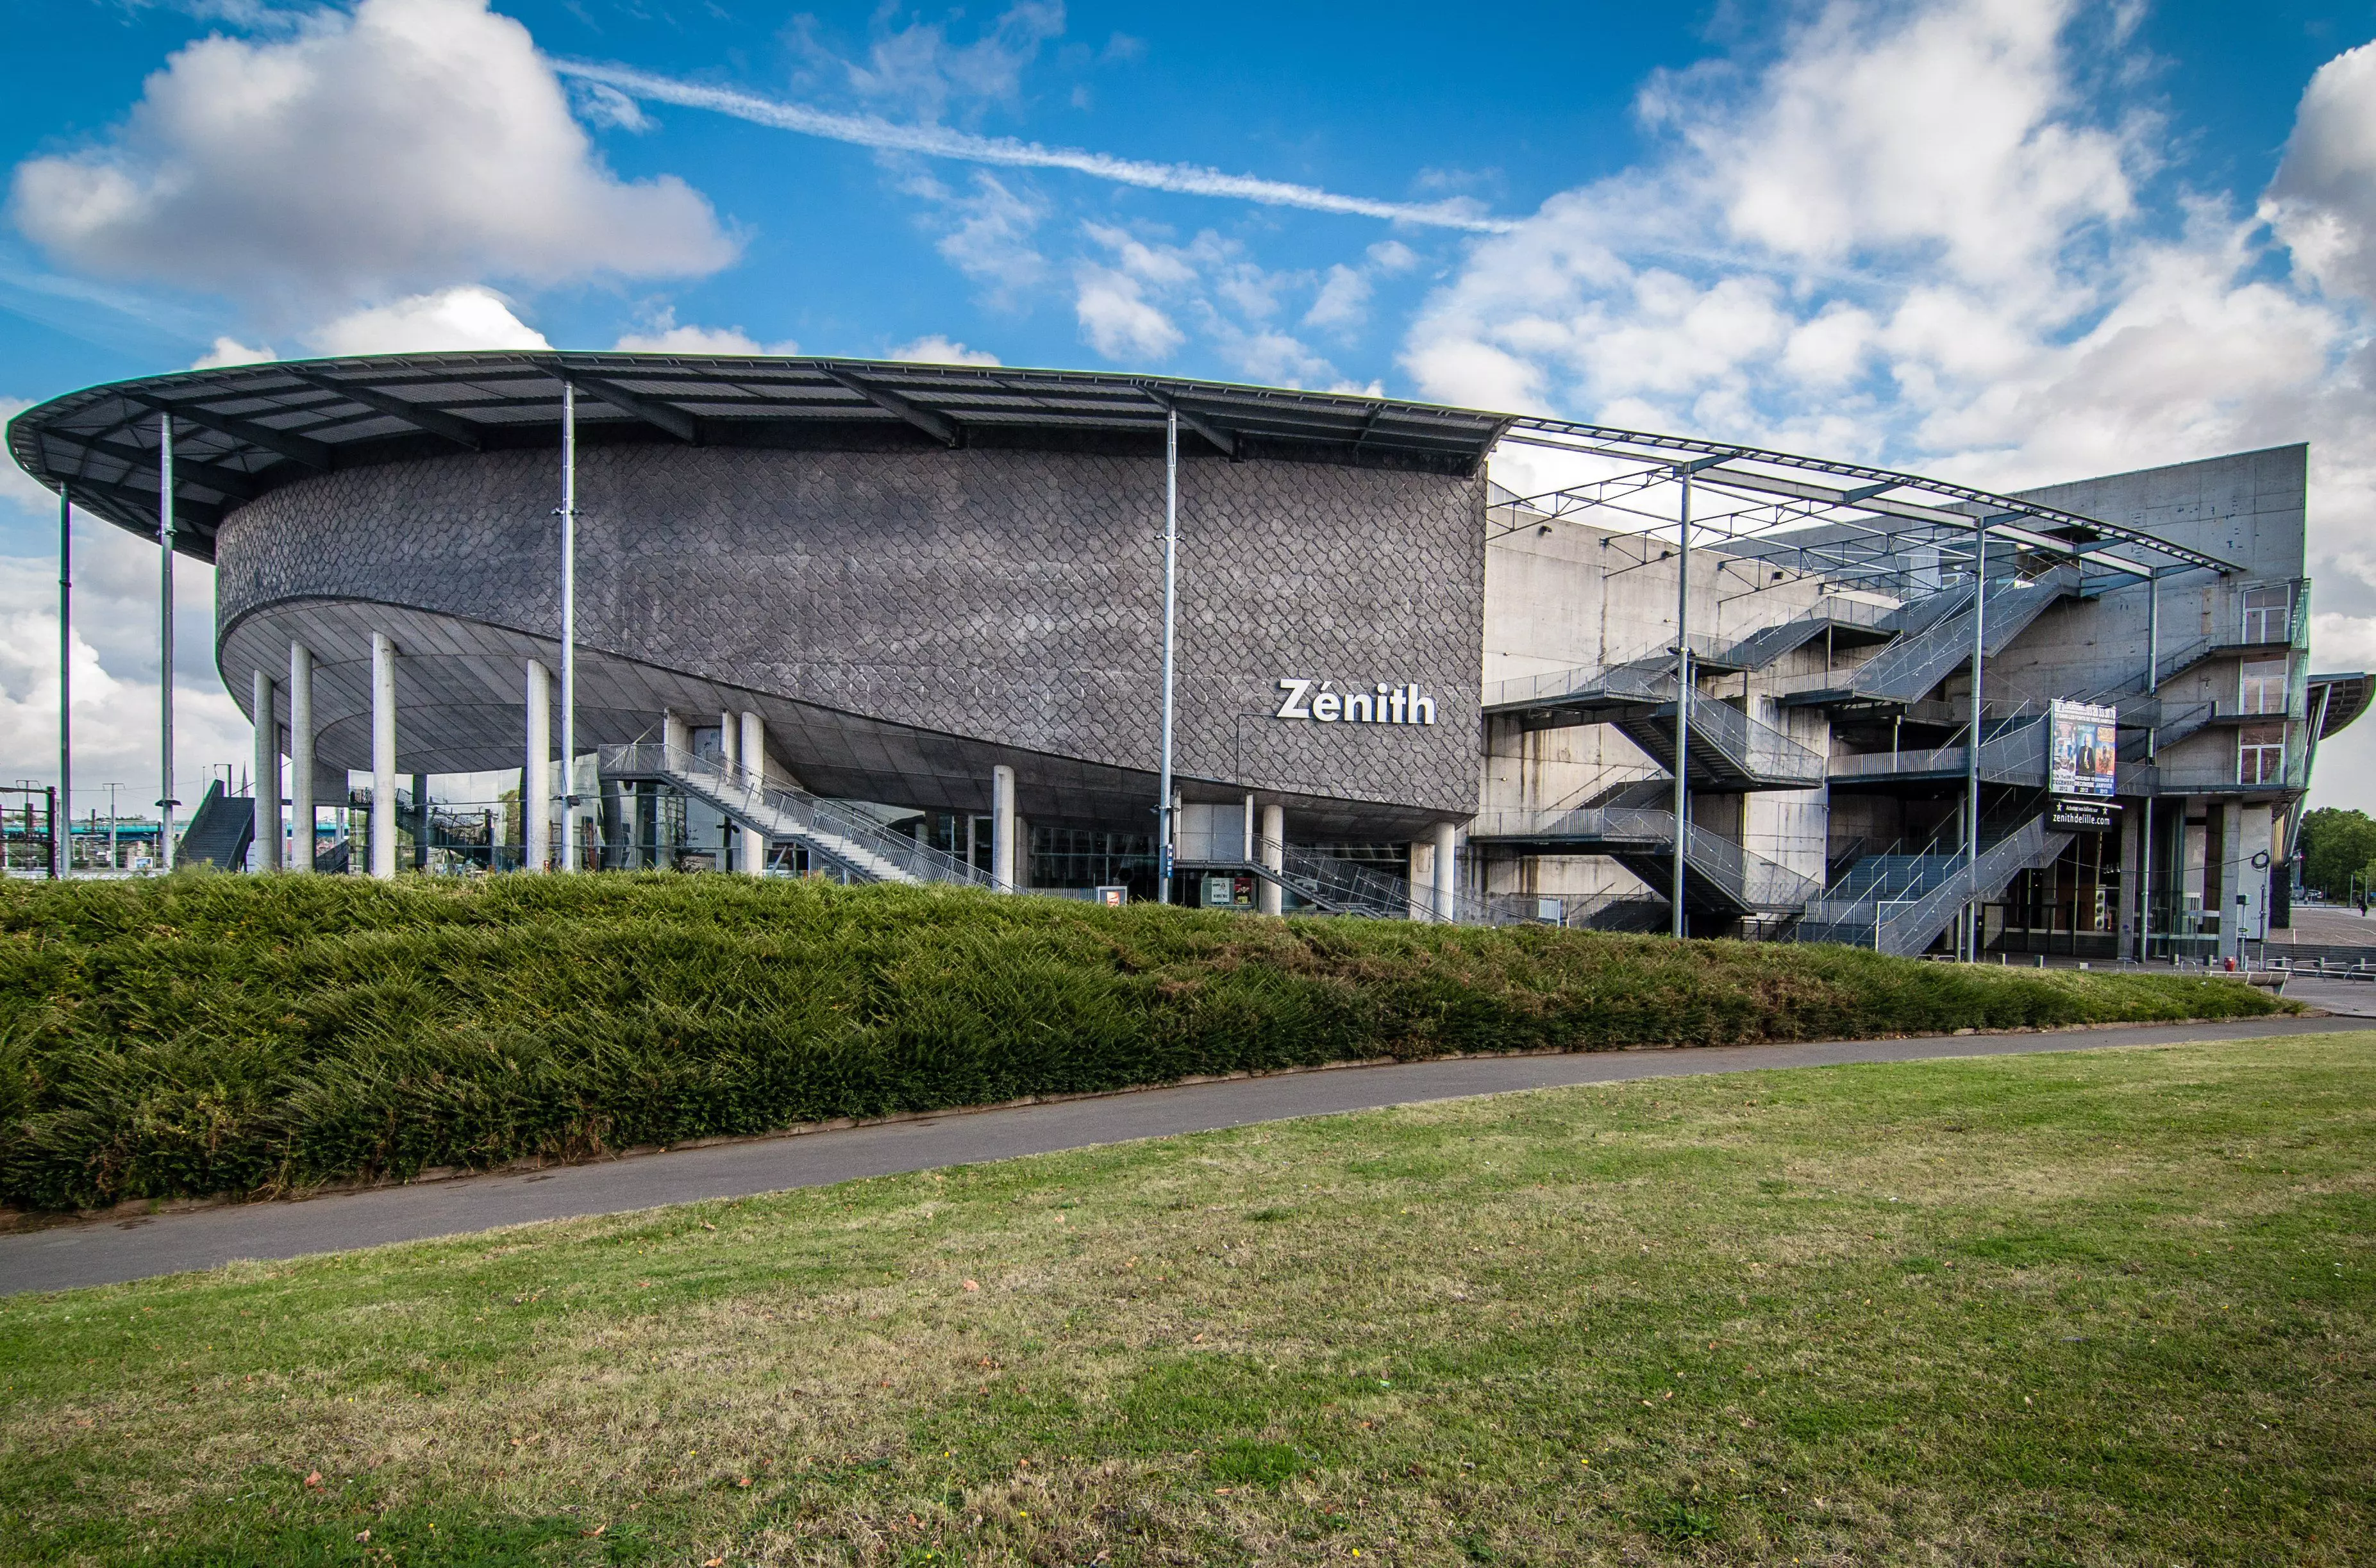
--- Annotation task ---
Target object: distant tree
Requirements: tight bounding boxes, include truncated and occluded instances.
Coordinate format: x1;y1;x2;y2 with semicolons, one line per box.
2298;807;2376;899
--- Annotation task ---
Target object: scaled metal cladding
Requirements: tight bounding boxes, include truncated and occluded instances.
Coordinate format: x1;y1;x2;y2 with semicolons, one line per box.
210;440;1487;830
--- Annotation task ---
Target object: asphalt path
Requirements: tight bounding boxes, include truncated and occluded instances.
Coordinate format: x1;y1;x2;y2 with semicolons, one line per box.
3;1013;2364;1297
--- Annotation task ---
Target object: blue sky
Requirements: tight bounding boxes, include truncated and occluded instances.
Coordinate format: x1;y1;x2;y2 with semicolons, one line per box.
9;0;2376;814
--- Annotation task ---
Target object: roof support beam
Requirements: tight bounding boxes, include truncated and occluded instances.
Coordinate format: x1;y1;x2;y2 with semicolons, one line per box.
1137;386;1237;459
71;435;261;501
565;373;701;443
123;392;333;471
282;371;486;451
71;472;226;543
817;365;961;447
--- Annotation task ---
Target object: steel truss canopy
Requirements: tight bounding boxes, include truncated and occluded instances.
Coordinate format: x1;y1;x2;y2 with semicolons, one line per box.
1498;416;2243;586
7;354;2236;583
6;351;1514;563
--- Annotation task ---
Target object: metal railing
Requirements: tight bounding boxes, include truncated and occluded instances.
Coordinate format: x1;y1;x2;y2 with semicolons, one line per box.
1468;805;1821;913
601;742;992;888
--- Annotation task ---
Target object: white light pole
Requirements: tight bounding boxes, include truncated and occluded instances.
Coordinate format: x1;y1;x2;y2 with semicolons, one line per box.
1672;465;1692;939
558;379;579;872
1156;405;1179;903
57;484;71;879
1964;518;1987;961
157;416;177;870
104;781;123;871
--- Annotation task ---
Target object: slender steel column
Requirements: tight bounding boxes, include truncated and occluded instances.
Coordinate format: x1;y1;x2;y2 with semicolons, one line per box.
739;710;766;874
370;632;397;880
524;660;553;871
1671;466;1691;938
2139;795;2154;962
251;667;280;871
57;486;71;878
1259;803;1284;916
157;418;176;869
1156;408;1180;904
992;763;1017;892
289;643;314;873
557;381;579;872
1965;521;1987;960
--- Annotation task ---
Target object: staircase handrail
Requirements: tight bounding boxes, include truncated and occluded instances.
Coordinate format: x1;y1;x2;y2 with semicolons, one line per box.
603;742;992;888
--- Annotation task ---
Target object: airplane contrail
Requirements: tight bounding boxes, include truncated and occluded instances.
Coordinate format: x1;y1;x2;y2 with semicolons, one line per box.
555;61;1518;235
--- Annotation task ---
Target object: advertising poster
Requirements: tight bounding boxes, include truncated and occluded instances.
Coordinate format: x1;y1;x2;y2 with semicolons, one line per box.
2050;699;2119;799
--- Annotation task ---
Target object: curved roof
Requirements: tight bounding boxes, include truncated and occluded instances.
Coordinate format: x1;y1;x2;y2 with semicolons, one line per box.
5;349;2244;580
2313;672;2373;740
4;351;1514;563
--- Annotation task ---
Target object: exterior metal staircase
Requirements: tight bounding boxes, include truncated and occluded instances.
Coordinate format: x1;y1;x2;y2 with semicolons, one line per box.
1793;814;2070;955
1178;838;1489;923
1825;573;2075;705
1484;665;1827;790
1827;712;2051;787
1467;806;1821;917
175;781;255;871
601;742;991;888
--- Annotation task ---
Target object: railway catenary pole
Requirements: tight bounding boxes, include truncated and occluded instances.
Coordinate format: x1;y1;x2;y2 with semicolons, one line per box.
157;417;176;871
1965;518;1987;961
1672;464;1693;939
558;379;578;872
1157;406;1180;904
57;485;70;878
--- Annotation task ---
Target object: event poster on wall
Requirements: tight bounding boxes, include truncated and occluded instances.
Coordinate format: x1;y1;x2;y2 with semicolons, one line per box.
2050;699;2120;799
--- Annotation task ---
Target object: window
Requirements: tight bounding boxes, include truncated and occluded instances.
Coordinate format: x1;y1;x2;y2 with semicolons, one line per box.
2239;722;2286;786
2240;657;2289;716
2241;584;2291;645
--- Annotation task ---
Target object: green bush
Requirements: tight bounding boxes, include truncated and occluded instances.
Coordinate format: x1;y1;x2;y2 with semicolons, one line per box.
0;871;2282;1211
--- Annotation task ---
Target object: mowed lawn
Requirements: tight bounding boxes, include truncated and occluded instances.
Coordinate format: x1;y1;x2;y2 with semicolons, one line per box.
4;1036;2372;1567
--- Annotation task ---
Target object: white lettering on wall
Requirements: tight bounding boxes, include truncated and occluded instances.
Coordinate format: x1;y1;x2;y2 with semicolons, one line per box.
1273;678;1437;725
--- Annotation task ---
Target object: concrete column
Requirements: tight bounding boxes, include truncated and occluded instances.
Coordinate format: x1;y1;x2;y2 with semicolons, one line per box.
1434;821;1459;922
663;709;689;756
1259;803;1284;916
1012;816;1030;890
369;632;397;880
2237;803;2273;955
991;764;1017;891
524;659;552;872
2118;804;2142;961
2218;797;2245;963
251;667;281;871
738;710;767;874
1407;838;1431;922
1242;793;1257;862
288;644;314;873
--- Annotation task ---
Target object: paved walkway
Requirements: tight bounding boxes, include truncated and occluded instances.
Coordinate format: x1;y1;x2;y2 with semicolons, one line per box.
2;1014;2363;1297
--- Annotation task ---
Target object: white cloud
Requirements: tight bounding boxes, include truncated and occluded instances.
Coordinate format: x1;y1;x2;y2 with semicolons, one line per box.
810;1;1067;124
1303;264;1371;334
891;335;1000;365
611;306;796;356
1074;265;1181;360
908;171;1050;300
191;336;276;369
303;285;549;356
10;0;736;309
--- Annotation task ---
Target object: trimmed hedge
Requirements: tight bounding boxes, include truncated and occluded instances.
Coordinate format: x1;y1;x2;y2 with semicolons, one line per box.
0;871;2284;1211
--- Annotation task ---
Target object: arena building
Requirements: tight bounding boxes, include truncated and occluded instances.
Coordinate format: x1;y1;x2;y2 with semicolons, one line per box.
10;351;2365;962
